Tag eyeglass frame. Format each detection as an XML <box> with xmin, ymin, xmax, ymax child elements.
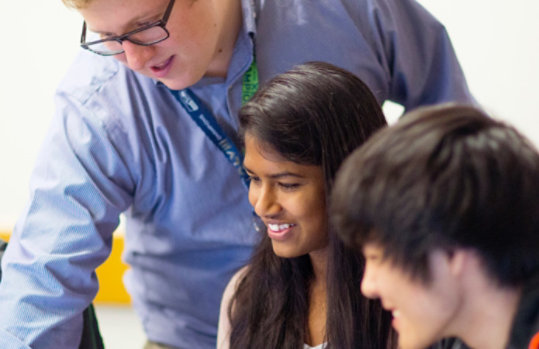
<box><xmin>80</xmin><ymin>0</ymin><xmax>176</xmax><ymax>56</ymax></box>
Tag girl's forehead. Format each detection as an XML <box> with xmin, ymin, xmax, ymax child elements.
<box><xmin>244</xmin><ymin>133</ymin><xmax>284</xmax><ymax>162</ymax></box>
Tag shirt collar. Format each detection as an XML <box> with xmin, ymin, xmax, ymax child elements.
<box><xmin>242</xmin><ymin>0</ymin><xmax>258</xmax><ymax>37</ymax></box>
<box><xmin>155</xmin><ymin>0</ymin><xmax>257</xmax><ymax>88</ymax></box>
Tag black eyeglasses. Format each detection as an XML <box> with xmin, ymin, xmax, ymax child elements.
<box><xmin>80</xmin><ymin>0</ymin><xmax>175</xmax><ymax>56</ymax></box>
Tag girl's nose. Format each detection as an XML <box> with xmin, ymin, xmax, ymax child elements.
<box><xmin>250</xmin><ymin>185</ymin><xmax>281</xmax><ymax>218</ymax></box>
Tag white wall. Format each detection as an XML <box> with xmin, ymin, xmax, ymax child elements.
<box><xmin>417</xmin><ymin>0</ymin><xmax>539</xmax><ymax>138</ymax></box>
<box><xmin>1</xmin><ymin>1</ymin><xmax>538</xmax><ymax>228</ymax></box>
<box><xmin>0</xmin><ymin>2</ymin><xmax>80</xmax><ymax>228</ymax></box>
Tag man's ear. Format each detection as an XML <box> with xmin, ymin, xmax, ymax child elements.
<box><xmin>446</xmin><ymin>248</ymin><xmax>468</xmax><ymax>278</ymax></box>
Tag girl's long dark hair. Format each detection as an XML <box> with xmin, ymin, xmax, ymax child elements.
<box><xmin>229</xmin><ymin>62</ymin><xmax>394</xmax><ymax>348</ymax></box>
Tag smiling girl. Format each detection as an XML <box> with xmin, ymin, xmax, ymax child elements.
<box><xmin>217</xmin><ymin>61</ymin><xmax>394</xmax><ymax>349</ymax></box>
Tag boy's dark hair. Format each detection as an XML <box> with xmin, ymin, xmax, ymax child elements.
<box><xmin>331</xmin><ymin>104</ymin><xmax>539</xmax><ymax>286</ymax></box>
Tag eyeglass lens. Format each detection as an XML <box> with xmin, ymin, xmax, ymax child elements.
<box><xmin>85</xmin><ymin>25</ymin><xmax>169</xmax><ymax>55</ymax></box>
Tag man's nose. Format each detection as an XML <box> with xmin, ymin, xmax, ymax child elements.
<box><xmin>121</xmin><ymin>40</ymin><xmax>154</xmax><ymax>71</ymax></box>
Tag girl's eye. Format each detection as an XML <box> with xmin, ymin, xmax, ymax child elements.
<box><xmin>278</xmin><ymin>182</ymin><xmax>300</xmax><ymax>190</ymax></box>
<box><xmin>248</xmin><ymin>175</ymin><xmax>261</xmax><ymax>183</ymax></box>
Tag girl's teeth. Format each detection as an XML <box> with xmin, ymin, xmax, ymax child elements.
<box><xmin>268</xmin><ymin>223</ymin><xmax>293</xmax><ymax>231</ymax></box>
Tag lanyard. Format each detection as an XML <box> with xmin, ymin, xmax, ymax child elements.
<box><xmin>169</xmin><ymin>59</ymin><xmax>259</xmax><ymax>188</ymax></box>
<box><xmin>242</xmin><ymin>58</ymin><xmax>259</xmax><ymax>105</ymax></box>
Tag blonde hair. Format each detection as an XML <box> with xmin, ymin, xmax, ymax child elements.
<box><xmin>61</xmin><ymin>0</ymin><xmax>92</xmax><ymax>9</ymax></box>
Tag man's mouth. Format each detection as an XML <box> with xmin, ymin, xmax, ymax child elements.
<box><xmin>150</xmin><ymin>56</ymin><xmax>174</xmax><ymax>76</ymax></box>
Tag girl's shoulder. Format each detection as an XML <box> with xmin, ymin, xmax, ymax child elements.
<box><xmin>224</xmin><ymin>265</ymin><xmax>250</xmax><ymax>302</ymax></box>
<box><xmin>217</xmin><ymin>265</ymin><xmax>250</xmax><ymax>349</ymax></box>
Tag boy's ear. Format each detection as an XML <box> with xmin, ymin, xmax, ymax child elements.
<box><xmin>447</xmin><ymin>248</ymin><xmax>468</xmax><ymax>278</ymax></box>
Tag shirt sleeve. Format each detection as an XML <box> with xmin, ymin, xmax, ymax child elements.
<box><xmin>365</xmin><ymin>0</ymin><xmax>475</xmax><ymax>110</ymax></box>
<box><xmin>0</xmin><ymin>92</ymin><xmax>135</xmax><ymax>349</ymax></box>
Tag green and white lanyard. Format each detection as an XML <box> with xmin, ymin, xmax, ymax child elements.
<box><xmin>169</xmin><ymin>59</ymin><xmax>259</xmax><ymax>188</ymax></box>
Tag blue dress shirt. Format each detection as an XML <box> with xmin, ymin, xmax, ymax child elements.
<box><xmin>0</xmin><ymin>0</ymin><xmax>473</xmax><ymax>348</ymax></box>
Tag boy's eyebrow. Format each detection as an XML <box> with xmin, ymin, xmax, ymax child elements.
<box><xmin>127</xmin><ymin>10</ymin><xmax>162</xmax><ymax>26</ymax></box>
<box><xmin>89</xmin><ymin>9</ymin><xmax>162</xmax><ymax>35</ymax></box>
<box><xmin>243</xmin><ymin>166</ymin><xmax>305</xmax><ymax>179</ymax></box>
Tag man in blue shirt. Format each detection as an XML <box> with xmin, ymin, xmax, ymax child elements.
<box><xmin>0</xmin><ymin>0</ymin><xmax>474</xmax><ymax>348</ymax></box>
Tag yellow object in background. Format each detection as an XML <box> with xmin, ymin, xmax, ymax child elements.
<box><xmin>0</xmin><ymin>230</ymin><xmax>131</xmax><ymax>305</ymax></box>
<box><xmin>94</xmin><ymin>234</ymin><xmax>131</xmax><ymax>304</ymax></box>
<box><xmin>0</xmin><ymin>231</ymin><xmax>9</xmax><ymax>244</ymax></box>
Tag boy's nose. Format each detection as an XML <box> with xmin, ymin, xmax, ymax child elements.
<box><xmin>121</xmin><ymin>41</ymin><xmax>154</xmax><ymax>71</ymax></box>
<box><xmin>360</xmin><ymin>263</ymin><xmax>379</xmax><ymax>299</ymax></box>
